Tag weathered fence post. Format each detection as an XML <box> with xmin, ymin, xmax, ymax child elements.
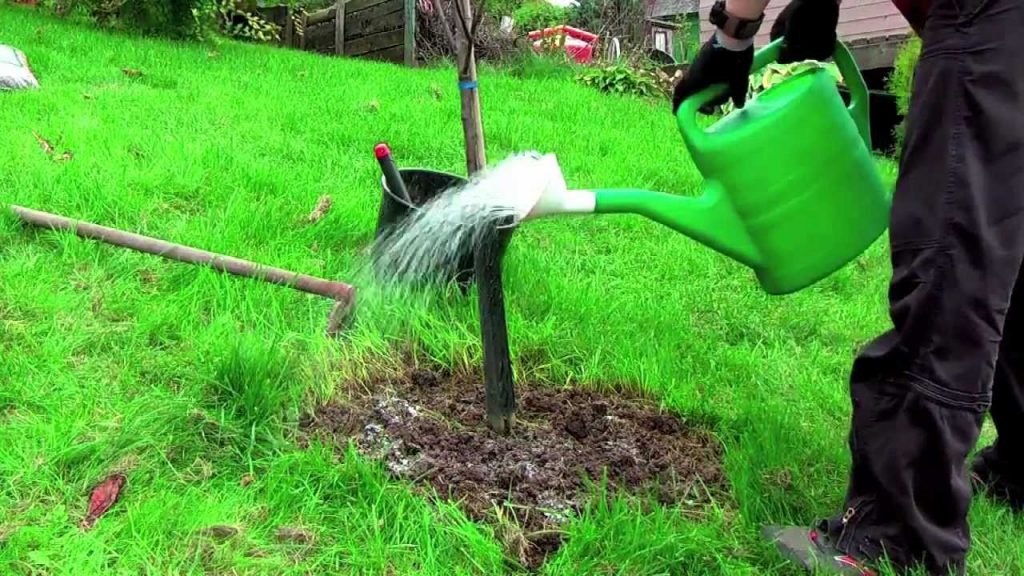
<box><xmin>299</xmin><ymin>11</ymin><xmax>308</xmax><ymax>50</ymax></box>
<box><xmin>404</xmin><ymin>0</ymin><xmax>416</xmax><ymax>66</ymax></box>
<box><xmin>283</xmin><ymin>7</ymin><xmax>295</xmax><ymax>47</ymax></box>
<box><xmin>335</xmin><ymin>0</ymin><xmax>346</xmax><ymax>55</ymax></box>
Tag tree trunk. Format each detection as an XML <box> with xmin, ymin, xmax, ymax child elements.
<box><xmin>454</xmin><ymin>0</ymin><xmax>486</xmax><ymax>173</ymax></box>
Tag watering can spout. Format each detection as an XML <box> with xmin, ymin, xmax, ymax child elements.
<box><xmin>593</xmin><ymin>187</ymin><xmax>762</xmax><ymax>267</ymax></box>
<box><xmin>519</xmin><ymin>155</ymin><xmax>762</xmax><ymax>268</ymax></box>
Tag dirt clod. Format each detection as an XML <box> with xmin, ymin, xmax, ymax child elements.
<box><xmin>200</xmin><ymin>525</ymin><xmax>240</xmax><ymax>541</ymax></box>
<box><xmin>302</xmin><ymin>367</ymin><xmax>726</xmax><ymax>570</ymax></box>
<box><xmin>275</xmin><ymin>526</ymin><xmax>315</xmax><ymax>546</ymax></box>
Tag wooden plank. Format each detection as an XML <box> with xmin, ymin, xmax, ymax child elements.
<box><xmin>360</xmin><ymin>44</ymin><xmax>405</xmax><ymax>63</ymax></box>
<box><xmin>346</xmin><ymin>7</ymin><xmax>403</xmax><ymax>39</ymax></box>
<box><xmin>344</xmin><ymin>1</ymin><xmax>401</xmax><ymax>38</ymax></box>
<box><xmin>312</xmin><ymin>41</ymin><xmax>337</xmax><ymax>55</ymax></box>
<box><xmin>404</xmin><ymin>0</ymin><xmax>415</xmax><ymax>66</ymax></box>
<box><xmin>346</xmin><ymin>0</ymin><xmax>393</xmax><ymax>15</ymax></box>
<box><xmin>697</xmin><ymin>0</ymin><xmax>911</xmax><ymax>49</ymax></box>
<box><xmin>645</xmin><ymin>17</ymin><xmax>683</xmax><ymax>29</ymax></box>
<box><xmin>345</xmin><ymin>27</ymin><xmax>405</xmax><ymax>55</ymax></box>
<box><xmin>335</xmin><ymin>0</ymin><xmax>345</xmax><ymax>55</ymax></box>
<box><xmin>850</xmin><ymin>38</ymin><xmax>906</xmax><ymax>70</ymax></box>
<box><xmin>346</xmin><ymin>0</ymin><xmax>402</xmax><ymax>23</ymax></box>
<box><xmin>305</xmin><ymin>21</ymin><xmax>336</xmax><ymax>50</ymax></box>
<box><xmin>306</xmin><ymin>5</ymin><xmax>336</xmax><ymax>26</ymax></box>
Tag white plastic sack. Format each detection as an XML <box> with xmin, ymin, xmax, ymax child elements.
<box><xmin>0</xmin><ymin>44</ymin><xmax>39</xmax><ymax>90</ymax></box>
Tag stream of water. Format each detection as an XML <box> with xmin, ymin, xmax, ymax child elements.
<box><xmin>369</xmin><ymin>152</ymin><xmax>555</xmax><ymax>286</ymax></box>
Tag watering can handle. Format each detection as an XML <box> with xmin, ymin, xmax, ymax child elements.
<box><xmin>676</xmin><ymin>38</ymin><xmax>872</xmax><ymax>150</ymax></box>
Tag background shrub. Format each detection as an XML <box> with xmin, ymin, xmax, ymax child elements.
<box><xmin>513</xmin><ymin>1</ymin><xmax>570</xmax><ymax>33</ymax></box>
<box><xmin>575</xmin><ymin>60</ymin><xmax>666</xmax><ymax>99</ymax></box>
<box><xmin>36</xmin><ymin>0</ymin><xmax>292</xmax><ymax>41</ymax></box>
<box><xmin>885</xmin><ymin>34</ymin><xmax>921</xmax><ymax>154</ymax></box>
<box><xmin>38</xmin><ymin>0</ymin><xmax>218</xmax><ymax>38</ymax></box>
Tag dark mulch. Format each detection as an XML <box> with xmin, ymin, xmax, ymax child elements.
<box><xmin>299</xmin><ymin>366</ymin><xmax>727</xmax><ymax>571</ymax></box>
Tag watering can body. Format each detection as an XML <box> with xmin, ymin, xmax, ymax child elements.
<box><xmin>587</xmin><ymin>39</ymin><xmax>892</xmax><ymax>295</ymax></box>
<box><xmin>679</xmin><ymin>38</ymin><xmax>890</xmax><ymax>294</ymax></box>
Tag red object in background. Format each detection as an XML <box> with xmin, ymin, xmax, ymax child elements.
<box><xmin>527</xmin><ymin>25</ymin><xmax>599</xmax><ymax>64</ymax></box>
<box><xmin>80</xmin><ymin>473</ymin><xmax>126</xmax><ymax>530</ymax></box>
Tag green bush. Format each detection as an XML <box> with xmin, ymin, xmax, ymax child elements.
<box><xmin>575</xmin><ymin>61</ymin><xmax>664</xmax><ymax>99</ymax></box>
<box><xmin>569</xmin><ymin>0</ymin><xmax>645</xmax><ymax>43</ymax></box>
<box><xmin>41</xmin><ymin>0</ymin><xmax>219</xmax><ymax>38</ymax></box>
<box><xmin>886</xmin><ymin>34</ymin><xmax>921</xmax><ymax>153</ymax></box>
<box><xmin>513</xmin><ymin>1</ymin><xmax>570</xmax><ymax>33</ymax></box>
<box><xmin>484</xmin><ymin>0</ymin><xmax>525</xmax><ymax>18</ymax></box>
<box><xmin>503</xmin><ymin>49</ymin><xmax>581</xmax><ymax>81</ymax></box>
<box><xmin>41</xmin><ymin>0</ymin><xmax>283</xmax><ymax>41</ymax></box>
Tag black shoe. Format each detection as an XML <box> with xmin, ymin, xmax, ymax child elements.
<box><xmin>763</xmin><ymin>524</ymin><xmax>878</xmax><ymax>575</ymax></box>
<box><xmin>971</xmin><ymin>445</ymin><xmax>1024</xmax><ymax>510</ymax></box>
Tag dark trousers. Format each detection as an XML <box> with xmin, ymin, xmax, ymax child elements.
<box><xmin>819</xmin><ymin>0</ymin><xmax>1024</xmax><ymax>573</ymax></box>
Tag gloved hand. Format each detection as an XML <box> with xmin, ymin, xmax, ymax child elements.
<box><xmin>671</xmin><ymin>31</ymin><xmax>754</xmax><ymax>115</ymax></box>
<box><xmin>769</xmin><ymin>0</ymin><xmax>841</xmax><ymax>63</ymax></box>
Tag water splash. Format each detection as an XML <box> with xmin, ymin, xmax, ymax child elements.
<box><xmin>370</xmin><ymin>151</ymin><xmax>556</xmax><ymax>287</ymax></box>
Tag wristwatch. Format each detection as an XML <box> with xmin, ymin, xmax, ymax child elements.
<box><xmin>709</xmin><ymin>0</ymin><xmax>764</xmax><ymax>40</ymax></box>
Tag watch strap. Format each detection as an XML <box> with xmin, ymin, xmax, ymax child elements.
<box><xmin>709</xmin><ymin>0</ymin><xmax>764</xmax><ymax>40</ymax></box>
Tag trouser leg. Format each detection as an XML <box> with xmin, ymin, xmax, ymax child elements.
<box><xmin>972</xmin><ymin>264</ymin><xmax>1024</xmax><ymax>503</ymax></box>
<box><xmin>816</xmin><ymin>0</ymin><xmax>1024</xmax><ymax>573</ymax></box>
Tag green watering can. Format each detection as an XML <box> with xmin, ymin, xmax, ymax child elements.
<box><xmin>520</xmin><ymin>38</ymin><xmax>892</xmax><ymax>295</ymax></box>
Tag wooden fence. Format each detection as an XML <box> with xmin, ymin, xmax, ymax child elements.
<box><xmin>258</xmin><ymin>0</ymin><xmax>416</xmax><ymax>66</ymax></box>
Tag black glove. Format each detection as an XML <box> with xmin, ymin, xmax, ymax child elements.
<box><xmin>769</xmin><ymin>0</ymin><xmax>840</xmax><ymax>64</ymax></box>
<box><xmin>671</xmin><ymin>33</ymin><xmax>754</xmax><ymax>115</ymax></box>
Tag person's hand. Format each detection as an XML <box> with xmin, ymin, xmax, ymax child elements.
<box><xmin>672</xmin><ymin>31</ymin><xmax>754</xmax><ymax>115</ymax></box>
<box><xmin>769</xmin><ymin>0</ymin><xmax>840</xmax><ymax>63</ymax></box>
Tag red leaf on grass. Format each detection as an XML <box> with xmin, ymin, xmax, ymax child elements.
<box><xmin>80</xmin><ymin>473</ymin><xmax>126</xmax><ymax>530</ymax></box>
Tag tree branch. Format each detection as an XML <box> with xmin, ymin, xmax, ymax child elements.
<box><xmin>430</xmin><ymin>0</ymin><xmax>458</xmax><ymax>52</ymax></box>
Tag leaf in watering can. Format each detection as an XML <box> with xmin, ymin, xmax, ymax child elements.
<box><xmin>80</xmin><ymin>472</ymin><xmax>126</xmax><ymax>530</ymax></box>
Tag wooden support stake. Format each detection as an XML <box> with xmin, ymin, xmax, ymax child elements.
<box><xmin>335</xmin><ymin>0</ymin><xmax>346</xmax><ymax>55</ymax></box>
<box><xmin>450</xmin><ymin>0</ymin><xmax>515</xmax><ymax>435</ymax></box>
<box><xmin>10</xmin><ymin>205</ymin><xmax>356</xmax><ymax>305</ymax></box>
<box><xmin>475</xmin><ymin>221</ymin><xmax>515</xmax><ymax>435</ymax></box>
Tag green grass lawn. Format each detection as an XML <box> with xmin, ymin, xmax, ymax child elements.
<box><xmin>3</xmin><ymin>4</ymin><xmax>1024</xmax><ymax>575</ymax></box>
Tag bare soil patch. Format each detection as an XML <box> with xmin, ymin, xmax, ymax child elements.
<box><xmin>299</xmin><ymin>366</ymin><xmax>728</xmax><ymax>571</ymax></box>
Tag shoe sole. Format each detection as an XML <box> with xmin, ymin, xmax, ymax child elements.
<box><xmin>762</xmin><ymin>525</ymin><xmax>877</xmax><ymax>576</ymax></box>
